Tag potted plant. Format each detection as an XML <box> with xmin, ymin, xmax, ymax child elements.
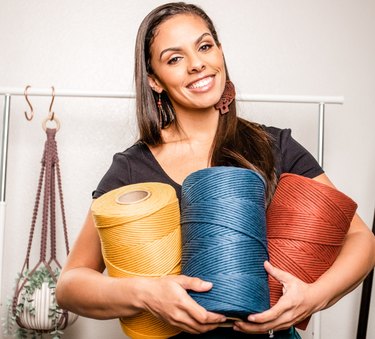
<box><xmin>4</xmin><ymin>264</ymin><xmax>78</xmax><ymax>339</ymax></box>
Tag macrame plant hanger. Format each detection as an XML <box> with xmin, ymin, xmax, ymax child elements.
<box><xmin>10</xmin><ymin>87</ymin><xmax>78</xmax><ymax>335</ymax></box>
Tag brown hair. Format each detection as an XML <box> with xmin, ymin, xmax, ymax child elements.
<box><xmin>134</xmin><ymin>2</ymin><xmax>276</xmax><ymax>201</ymax></box>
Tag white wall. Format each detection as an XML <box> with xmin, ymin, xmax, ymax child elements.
<box><xmin>0</xmin><ymin>1</ymin><xmax>374</xmax><ymax>338</ymax></box>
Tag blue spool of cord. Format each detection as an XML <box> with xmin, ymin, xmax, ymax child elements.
<box><xmin>181</xmin><ymin>167</ymin><xmax>270</xmax><ymax>319</ymax></box>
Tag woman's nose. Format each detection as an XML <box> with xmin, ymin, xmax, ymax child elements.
<box><xmin>187</xmin><ymin>54</ymin><xmax>206</xmax><ymax>73</ymax></box>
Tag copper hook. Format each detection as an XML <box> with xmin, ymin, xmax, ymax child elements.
<box><xmin>24</xmin><ymin>85</ymin><xmax>34</xmax><ymax>121</ymax></box>
<box><xmin>49</xmin><ymin>86</ymin><xmax>55</xmax><ymax>120</ymax></box>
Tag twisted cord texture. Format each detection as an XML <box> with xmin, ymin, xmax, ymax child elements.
<box><xmin>89</xmin><ymin>170</ymin><xmax>355</xmax><ymax>337</ymax></box>
<box><xmin>181</xmin><ymin>167</ymin><xmax>270</xmax><ymax>319</ymax></box>
<box><xmin>91</xmin><ymin>183</ymin><xmax>182</xmax><ymax>339</ymax></box>
<box><xmin>267</xmin><ymin>173</ymin><xmax>357</xmax><ymax>329</ymax></box>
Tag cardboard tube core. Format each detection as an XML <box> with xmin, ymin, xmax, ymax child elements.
<box><xmin>116</xmin><ymin>190</ymin><xmax>151</xmax><ymax>205</ymax></box>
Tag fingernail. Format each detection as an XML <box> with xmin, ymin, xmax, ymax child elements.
<box><xmin>248</xmin><ymin>315</ymin><xmax>256</xmax><ymax>322</ymax></box>
<box><xmin>202</xmin><ymin>281</ymin><xmax>212</xmax><ymax>288</ymax></box>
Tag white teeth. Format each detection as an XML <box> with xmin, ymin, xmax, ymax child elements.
<box><xmin>189</xmin><ymin>77</ymin><xmax>212</xmax><ymax>89</ymax></box>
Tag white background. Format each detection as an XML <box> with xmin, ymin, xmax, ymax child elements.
<box><xmin>0</xmin><ymin>1</ymin><xmax>374</xmax><ymax>338</ymax></box>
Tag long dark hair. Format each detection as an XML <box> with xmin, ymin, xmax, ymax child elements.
<box><xmin>134</xmin><ymin>2</ymin><xmax>276</xmax><ymax>201</ymax></box>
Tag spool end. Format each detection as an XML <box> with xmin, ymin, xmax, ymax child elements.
<box><xmin>116</xmin><ymin>190</ymin><xmax>151</xmax><ymax>205</ymax></box>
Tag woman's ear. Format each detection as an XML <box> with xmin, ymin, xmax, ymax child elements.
<box><xmin>147</xmin><ymin>75</ymin><xmax>164</xmax><ymax>94</ymax></box>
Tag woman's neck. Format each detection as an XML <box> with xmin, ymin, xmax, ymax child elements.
<box><xmin>163</xmin><ymin>107</ymin><xmax>219</xmax><ymax>145</ymax></box>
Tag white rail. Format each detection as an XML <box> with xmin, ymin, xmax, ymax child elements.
<box><xmin>0</xmin><ymin>87</ymin><xmax>344</xmax><ymax>104</ymax></box>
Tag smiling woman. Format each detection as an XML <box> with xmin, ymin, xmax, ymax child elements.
<box><xmin>147</xmin><ymin>15</ymin><xmax>226</xmax><ymax>114</ymax></box>
<box><xmin>133</xmin><ymin>3</ymin><xmax>277</xmax><ymax>201</ymax></box>
<box><xmin>55</xmin><ymin>2</ymin><xmax>375</xmax><ymax>339</ymax></box>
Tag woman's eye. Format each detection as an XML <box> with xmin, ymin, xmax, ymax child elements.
<box><xmin>199</xmin><ymin>44</ymin><xmax>213</xmax><ymax>52</ymax></box>
<box><xmin>167</xmin><ymin>56</ymin><xmax>181</xmax><ymax>65</ymax></box>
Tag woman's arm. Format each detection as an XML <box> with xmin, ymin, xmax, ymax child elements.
<box><xmin>56</xmin><ymin>209</ymin><xmax>226</xmax><ymax>333</ymax></box>
<box><xmin>233</xmin><ymin>173</ymin><xmax>375</xmax><ymax>334</ymax></box>
<box><xmin>306</xmin><ymin>174</ymin><xmax>375</xmax><ymax>308</ymax></box>
<box><xmin>56</xmin><ymin>210</ymin><xmax>142</xmax><ymax>319</ymax></box>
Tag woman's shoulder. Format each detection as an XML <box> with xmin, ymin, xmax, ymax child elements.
<box><xmin>109</xmin><ymin>141</ymin><xmax>159</xmax><ymax>170</ymax></box>
<box><xmin>114</xmin><ymin>141</ymin><xmax>148</xmax><ymax>160</ymax></box>
<box><xmin>92</xmin><ymin>142</ymin><xmax>151</xmax><ymax>199</ymax></box>
<box><xmin>238</xmin><ymin>119</ymin><xmax>291</xmax><ymax>146</ymax></box>
<box><xmin>261</xmin><ymin>125</ymin><xmax>292</xmax><ymax>145</ymax></box>
<box><xmin>259</xmin><ymin>124</ymin><xmax>323</xmax><ymax>178</ymax></box>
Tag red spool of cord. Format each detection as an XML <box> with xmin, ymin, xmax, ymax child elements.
<box><xmin>266</xmin><ymin>173</ymin><xmax>357</xmax><ymax>330</ymax></box>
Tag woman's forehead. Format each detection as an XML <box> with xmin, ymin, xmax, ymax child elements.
<box><xmin>152</xmin><ymin>14</ymin><xmax>211</xmax><ymax>49</ymax></box>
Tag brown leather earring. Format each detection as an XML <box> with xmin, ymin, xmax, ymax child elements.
<box><xmin>214</xmin><ymin>80</ymin><xmax>236</xmax><ymax>114</ymax></box>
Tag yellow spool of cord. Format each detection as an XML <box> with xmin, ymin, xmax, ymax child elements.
<box><xmin>91</xmin><ymin>182</ymin><xmax>182</xmax><ymax>339</ymax></box>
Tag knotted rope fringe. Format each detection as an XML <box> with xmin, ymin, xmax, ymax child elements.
<box><xmin>91</xmin><ymin>183</ymin><xmax>182</xmax><ymax>339</ymax></box>
<box><xmin>181</xmin><ymin>167</ymin><xmax>270</xmax><ymax>320</ymax></box>
<box><xmin>266</xmin><ymin>173</ymin><xmax>357</xmax><ymax>329</ymax></box>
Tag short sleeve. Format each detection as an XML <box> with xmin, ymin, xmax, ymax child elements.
<box><xmin>92</xmin><ymin>153</ymin><xmax>131</xmax><ymax>199</ymax></box>
<box><xmin>264</xmin><ymin>126</ymin><xmax>324</xmax><ymax>179</ymax></box>
<box><xmin>278</xmin><ymin>128</ymin><xmax>324</xmax><ymax>178</ymax></box>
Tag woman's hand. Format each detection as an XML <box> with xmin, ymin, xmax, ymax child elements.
<box><xmin>233</xmin><ymin>261</ymin><xmax>320</xmax><ymax>334</ymax></box>
<box><xmin>139</xmin><ymin>275</ymin><xmax>227</xmax><ymax>334</ymax></box>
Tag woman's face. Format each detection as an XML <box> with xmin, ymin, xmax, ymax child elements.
<box><xmin>148</xmin><ymin>14</ymin><xmax>226</xmax><ymax>114</ymax></box>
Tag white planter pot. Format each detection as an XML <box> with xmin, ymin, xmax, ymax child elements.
<box><xmin>16</xmin><ymin>281</ymin><xmax>78</xmax><ymax>332</ymax></box>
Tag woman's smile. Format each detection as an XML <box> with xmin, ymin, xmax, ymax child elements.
<box><xmin>187</xmin><ymin>75</ymin><xmax>215</xmax><ymax>91</ymax></box>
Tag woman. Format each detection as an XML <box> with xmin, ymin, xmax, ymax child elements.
<box><xmin>56</xmin><ymin>2</ymin><xmax>375</xmax><ymax>338</ymax></box>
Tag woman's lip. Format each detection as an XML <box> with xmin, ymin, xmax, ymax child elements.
<box><xmin>187</xmin><ymin>75</ymin><xmax>214</xmax><ymax>90</ymax></box>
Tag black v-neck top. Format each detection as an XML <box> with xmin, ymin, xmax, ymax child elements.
<box><xmin>92</xmin><ymin>126</ymin><xmax>323</xmax><ymax>200</ymax></box>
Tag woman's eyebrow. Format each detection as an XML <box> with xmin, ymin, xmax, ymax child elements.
<box><xmin>159</xmin><ymin>32</ymin><xmax>212</xmax><ymax>60</ymax></box>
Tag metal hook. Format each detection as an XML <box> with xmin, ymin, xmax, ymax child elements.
<box><xmin>49</xmin><ymin>86</ymin><xmax>55</xmax><ymax>121</ymax></box>
<box><xmin>24</xmin><ymin>85</ymin><xmax>34</xmax><ymax>121</ymax></box>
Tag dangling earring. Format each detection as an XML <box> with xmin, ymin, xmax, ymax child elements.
<box><xmin>157</xmin><ymin>93</ymin><xmax>167</xmax><ymax>128</ymax></box>
<box><xmin>214</xmin><ymin>80</ymin><xmax>236</xmax><ymax>114</ymax></box>
<box><xmin>157</xmin><ymin>93</ymin><xmax>162</xmax><ymax>126</ymax></box>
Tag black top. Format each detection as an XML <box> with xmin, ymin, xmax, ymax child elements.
<box><xmin>92</xmin><ymin>126</ymin><xmax>323</xmax><ymax>200</ymax></box>
<box><xmin>92</xmin><ymin>126</ymin><xmax>322</xmax><ymax>339</ymax></box>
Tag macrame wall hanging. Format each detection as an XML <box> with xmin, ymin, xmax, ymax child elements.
<box><xmin>5</xmin><ymin>89</ymin><xmax>78</xmax><ymax>338</ymax></box>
